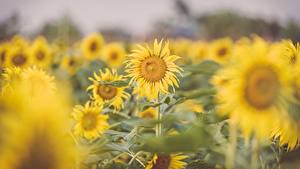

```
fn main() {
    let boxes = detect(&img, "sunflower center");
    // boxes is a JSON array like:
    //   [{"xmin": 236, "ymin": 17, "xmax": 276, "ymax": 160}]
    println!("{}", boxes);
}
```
[
  {"xmin": 140, "ymin": 57, "xmax": 167, "ymax": 82},
  {"xmin": 82, "ymin": 113, "xmax": 98, "ymax": 131},
  {"xmin": 110, "ymin": 52, "xmax": 118, "ymax": 60},
  {"xmin": 152, "ymin": 154, "xmax": 171, "ymax": 169},
  {"xmin": 69, "ymin": 59, "xmax": 75, "ymax": 66},
  {"xmin": 245, "ymin": 67, "xmax": 279, "ymax": 110},
  {"xmin": 36, "ymin": 50, "xmax": 45, "ymax": 60},
  {"xmin": 217, "ymin": 47, "xmax": 227, "ymax": 57},
  {"xmin": 16, "ymin": 132, "xmax": 57, "ymax": 169},
  {"xmin": 90, "ymin": 41, "xmax": 98, "ymax": 52},
  {"xmin": 12, "ymin": 54, "xmax": 26, "ymax": 66},
  {"xmin": 290, "ymin": 55, "xmax": 297, "ymax": 65},
  {"xmin": 97, "ymin": 85, "xmax": 117, "ymax": 100}
]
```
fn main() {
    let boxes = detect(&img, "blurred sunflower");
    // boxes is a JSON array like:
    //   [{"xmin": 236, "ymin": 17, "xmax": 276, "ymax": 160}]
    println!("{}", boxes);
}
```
[
  {"xmin": 10, "ymin": 35, "xmax": 29, "ymax": 49},
  {"xmin": 126, "ymin": 39, "xmax": 183, "ymax": 100},
  {"xmin": 101, "ymin": 42, "xmax": 126, "ymax": 68},
  {"xmin": 88, "ymin": 68, "xmax": 129, "ymax": 110},
  {"xmin": 216, "ymin": 42, "xmax": 293, "ymax": 139},
  {"xmin": 187, "ymin": 41, "xmax": 207, "ymax": 64},
  {"xmin": 175, "ymin": 99, "xmax": 204, "ymax": 113},
  {"xmin": 60, "ymin": 55, "xmax": 82, "ymax": 75},
  {"xmin": 5, "ymin": 46, "xmax": 31, "ymax": 68},
  {"xmin": 208, "ymin": 38, "xmax": 233, "ymax": 64},
  {"xmin": 170, "ymin": 38, "xmax": 192, "ymax": 65},
  {"xmin": 146, "ymin": 154, "xmax": 187, "ymax": 169},
  {"xmin": 0, "ymin": 85, "xmax": 77, "ymax": 169},
  {"xmin": 29, "ymin": 36, "xmax": 53, "ymax": 69},
  {"xmin": 72, "ymin": 102, "xmax": 109, "ymax": 139},
  {"xmin": 81, "ymin": 33, "xmax": 104, "ymax": 60},
  {"xmin": 138, "ymin": 107, "xmax": 158, "ymax": 119}
]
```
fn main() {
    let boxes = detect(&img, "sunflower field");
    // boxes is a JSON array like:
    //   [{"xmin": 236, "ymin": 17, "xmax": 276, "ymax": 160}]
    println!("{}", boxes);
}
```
[{"xmin": 1, "ymin": 32, "xmax": 300, "ymax": 169}]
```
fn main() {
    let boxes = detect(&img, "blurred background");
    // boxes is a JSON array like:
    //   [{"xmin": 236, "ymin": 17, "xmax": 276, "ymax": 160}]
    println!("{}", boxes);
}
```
[{"xmin": 1, "ymin": 0, "xmax": 300, "ymax": 42}]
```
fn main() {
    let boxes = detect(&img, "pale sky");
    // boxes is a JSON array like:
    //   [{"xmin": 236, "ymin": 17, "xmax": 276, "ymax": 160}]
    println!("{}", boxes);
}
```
[{"xmin": 0, "ymin": 0, "xmax": 299, "ymax": 35}]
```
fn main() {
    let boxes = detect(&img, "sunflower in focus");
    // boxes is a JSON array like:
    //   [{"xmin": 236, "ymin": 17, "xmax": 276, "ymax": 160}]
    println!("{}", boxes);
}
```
[
  {"xmin": 101, "ymin": 42, "xmax": 126, "ymax": 68},
  {"xmin": 146, "ymin": 154, "xmax": 187, "ymax": 169},
  {"xmin": 88, "ymin": 68, "xmax": 129, "ymax": 110},
  {"xmin": 208, "ymin": 38, "xmax": 233, "ymax": 64},
  {"xmin": 5, "ymin": 46, "xmax": 31, "ymax": 68},
  {"xmin": 81, "ymin": 33, "xmax": 104, "ymax": 60},
  {"xmin": 60, "ymin": 55, "xmax": 82, "ymax": 75},
  {"xmin": 72, "ymin": 102, "xmax": 109, "ymax": 139},
  {"xmin": 29, "ymin": 36, "xmax": 53, "ymax": 69},
  {"xmin": 126, "ymin": 39, "xmax": 183, "ymax": 100},
  {"xmin": 215, "ymin": 42, "xmax": 293, "ymax": 139},
  {"xmin": 138, "ymin": 107, "xmax": 158, "ymax": 119}
]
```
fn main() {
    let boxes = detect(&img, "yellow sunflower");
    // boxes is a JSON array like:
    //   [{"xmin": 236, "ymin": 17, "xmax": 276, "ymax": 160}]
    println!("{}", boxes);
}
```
[
  {"xmin": 72, "ymin": 102, "xmax": 109, "ymax": 139},
  {"xmin": 81, "ymin": 33, "xmax": 105, "ymax": 60},
  {"xmin": 10, "ymin": 35, "xmax": 29, "ymax": 49},
  {"xmin": 169, "ymin": 38, "xmax": 192, "ymax": 65},
  {"xmin": 87, "ymin": 68, "xmax": 129, "ymax": 110},
  {"xmin": 146, "ymin": 154, "xmax": 187, "ymax": 169},
  {"xmin": 5, "ymin": 46, "xmax": 31, "ymax": 68},
  {"xmin": 60, "ymin": 55, "xmax": 82, "ymax": 75},
  {"xmin": 0, "ymin": 83, "xmax": 77, "ymax": 169},
  {"xmin": 175, "ymin": 99, "xmax": 204, "ymax": 113},
  {"xmin": 187, "ymin": 41, "xmax": 207, "ymax": 64},
  {"xmin": 29, "ymin": 36, "xmax": 53, "ymax": 69},
  {"xmin": 126, "ymin": 39, "xmax": 183, "ymax": 100},
  {"xmin": 208, "ymin": 38, "xmax": 233, "ymax": 64},
  {"xmin": 138, "ymin": 107, "xmax": 158, "ymax": 119},
  {"xmin": 101, "ymin": 42, "xmax": 126, "ymax": 68},
  {"xmin": 215, "ymin": 41, "xmax": 293, "ymax": 139}
]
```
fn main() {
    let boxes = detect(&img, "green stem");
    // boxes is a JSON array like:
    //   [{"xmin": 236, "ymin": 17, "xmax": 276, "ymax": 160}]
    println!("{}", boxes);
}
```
[
  {"xmin": 251, "ymin": 137, "xmax": 259, "ymax": 169},
  {"xmin": 155, "ymin": 97, "xmax": 162, "ymax": 137},
  {"xmin": 226, "ymin": 122, "xmax": 237, "ymax": 169}
]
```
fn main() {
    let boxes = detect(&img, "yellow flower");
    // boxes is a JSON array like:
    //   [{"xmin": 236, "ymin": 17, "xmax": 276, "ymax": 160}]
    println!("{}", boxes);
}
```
[
  {"xmin": 72, "ymin": 102, "xmax": 109, "ymax": 139},
  {"xmin": 101, "ymin": 42, "xmax": 126, "ymax": 68},
  {"xmin": 215, "ymin": 41, "xmax": 293, "ymax": 139},
  {"xmin": 20, "ymin": 67, "xmax": 56, "ymax": 98},
  {"xmin": 87, "ymin": 68, "xmax": 129, "ymax": 110},
  {"xmin": 175, "ymin": 99, "xmax": 204, "ymax": 113},
  {"xmin": 126, "ymin": 39, "xmax": 183, "ymax": 100},
  {"xmin": 138, "ymin": 107, "xmax": 158, "ymax": 119},
  {"xmin": 29, "ymin": 36, "xmax": 53, "ymax": 69},
  {"xmin": 10, "ymin": 35, "xmax": 29, "ymax": 49},
  {"xmin": 170, "ymin": 38, "xmax": 192, "ymax": 65},
  {"xmin": 5, "ymin": 46, "xmax": 31, "ymax": 68},
  {"xmin": 80, "ymin": 33, "xmax": 105, "ymax": 60},
  {"xmin": 187, "ymin": 41, "xmax": 207, "ymax": 64},
  {"xmin": 146, "ymin": 154, "xmax": 187, "ymax": 169},
  {"xmin": 208, "ymin": 38, "xmax": 233, "ymax": 64},
  {"xmin": 60, "ymin": 55, "xmax": 82, "ymax": 75},
  {"xmin": 0, "ymin": 82, "xmax": 77, "ymax": 169}
]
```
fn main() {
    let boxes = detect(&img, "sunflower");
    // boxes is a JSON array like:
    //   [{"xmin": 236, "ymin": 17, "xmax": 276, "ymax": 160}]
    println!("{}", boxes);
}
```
[
  {"xmin": 146, "ymin": 154, "xmax": 187, "ymax": 169},
  {"xmin": 20, "ymin": 67, "xmax": 56, "ymax": 98},
  {"xmin": 29, "ymin": 36, "xmax": 53, "ymax": 69},
  {"xmin": 175, "ymin": 99, "xmax": 204, "ymax": 113},
  {"xmin": 88, "ymin": 68, "xmax": 129, "ymax": 110},
  {"xmin": 138, "ymin": 107, "xmax": 158, "ymax": 119},
  {"xmin": 208, "ymin": 38, "xmax": 233, "ymax": 64},
  {"xmin": 60, "ymin": 55, "xmax": 82, "ymax": 75},
  {"xmin": 170, "ymin": 38, "xmax": 192, "ymax": 65},
  {"xmin": 0, "ymin": 83, "xmax": 77, "ymax": 169},
  {"xmin": 72, "ymin": 102, "xmax": 109, "ymax": 139},
  {"xmin": 0, "ymin": 42, "xmax": 10, "ymax": 67},
  {"xmin": 81, "ymin": 33, "xmax": 105, "ymax": 60},
  {"xmin": 5, "ymin": 46, "xmax": 31, "ymax": 68},
  {"xmin": 187, "ymin": 41, "xmax": 207, "ymax": 64},
  {"xmin": 126, "ymin": 39, "xmax": 183, "ymax": 100},
  {"xmin": 101, "ymin": 42, "xmax": 126, "ymax": 68},
  {"xmin": 215, "ymin": 41, "xmax": 293, "ymax": 139},
  {"xmin": 10, "ymin": 35, "xmax": 29, "ymax": 49}
]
